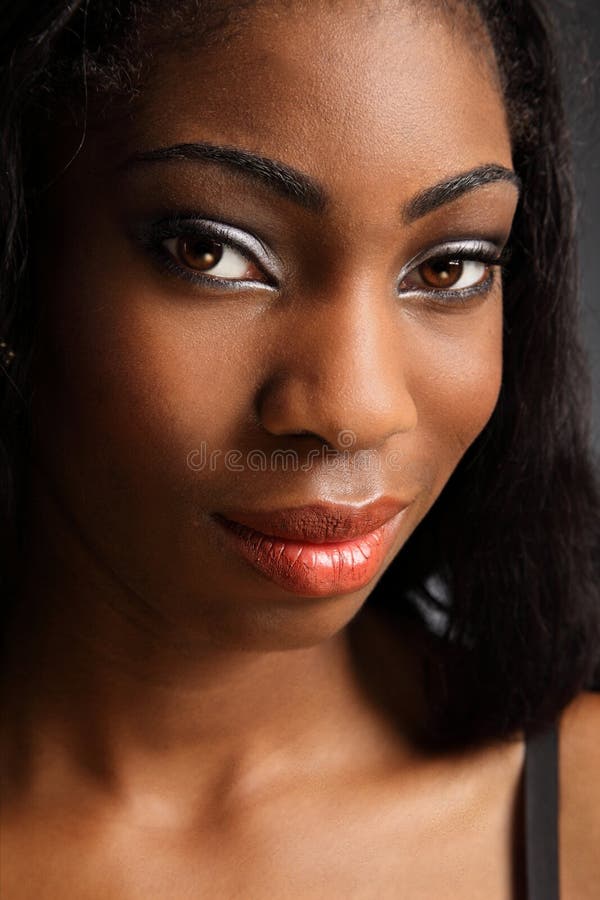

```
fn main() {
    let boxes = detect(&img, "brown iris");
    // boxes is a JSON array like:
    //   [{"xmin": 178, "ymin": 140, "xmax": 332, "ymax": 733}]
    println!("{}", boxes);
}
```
[
  {"xmin": 177, "ymin": 236, "xmax": 224, "ymax": 271},
  {"xmin": 419, "ymin": 257, "xmax": 464, "ymax": 288}
]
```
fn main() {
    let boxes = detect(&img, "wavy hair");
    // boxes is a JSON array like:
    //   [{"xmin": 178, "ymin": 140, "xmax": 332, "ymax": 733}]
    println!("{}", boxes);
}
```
[{"xmin": 1, "ymin": 0, "xmax": 599, "ymax": 748}]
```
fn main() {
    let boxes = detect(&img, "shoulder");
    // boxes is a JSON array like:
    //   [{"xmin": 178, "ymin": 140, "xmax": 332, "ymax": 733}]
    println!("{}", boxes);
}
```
[{"xmin": 558, "ymin": 690, "xmax": 600, "ymax": 900}]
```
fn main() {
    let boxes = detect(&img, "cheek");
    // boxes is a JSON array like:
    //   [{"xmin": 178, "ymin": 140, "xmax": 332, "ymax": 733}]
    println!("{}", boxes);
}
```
[
  {"xmin": 30, "ymin": 261, "xmax": 275, "ymax": 614},
  {"xmin": 408, "ymin": 302, "xmax": 503, "ymax": 489},
  {"xmin": 30, "ymin": 232, "xmax": 272, "ymax": 566}
]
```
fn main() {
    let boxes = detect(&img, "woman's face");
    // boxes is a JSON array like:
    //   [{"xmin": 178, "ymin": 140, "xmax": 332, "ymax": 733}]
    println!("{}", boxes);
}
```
[{"xmin": 31, "ymin": 0, "xmax": 518, "ymax": 649}]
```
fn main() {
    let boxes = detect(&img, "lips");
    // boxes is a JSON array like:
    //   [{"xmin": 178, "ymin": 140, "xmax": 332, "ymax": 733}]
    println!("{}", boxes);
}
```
[
  {"xmin": 213, "ymin": 496, "xmax": 408, "ymax": 543},
  {"xmin": 211, "ymin": 497, "xmax": 409, "ymax": 597}
]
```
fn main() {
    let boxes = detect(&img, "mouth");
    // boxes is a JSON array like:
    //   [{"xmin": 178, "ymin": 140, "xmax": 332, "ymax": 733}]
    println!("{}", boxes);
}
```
[{"xmin": 211, "ymin": 497, "xmax": 410, "ymax": 597}]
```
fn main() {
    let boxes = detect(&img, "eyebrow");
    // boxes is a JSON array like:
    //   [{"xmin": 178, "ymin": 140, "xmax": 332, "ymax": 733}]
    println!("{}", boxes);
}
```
[
  {"xmin": 121, "ymin": 142, "xmax": 521, "ymax": 220},
  {"xmin": 120, "ymin": 141, "xmax": 327, "ymax": 213},
  {"xmin": 403, "ymin": 163, "xmax": 521, "ymax": 222}
]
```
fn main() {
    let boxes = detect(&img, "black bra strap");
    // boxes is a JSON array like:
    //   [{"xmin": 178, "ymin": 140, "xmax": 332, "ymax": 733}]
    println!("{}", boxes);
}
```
[{"xmin": 524, "ymin": 720, "xmax": 560, "ymax": 900}]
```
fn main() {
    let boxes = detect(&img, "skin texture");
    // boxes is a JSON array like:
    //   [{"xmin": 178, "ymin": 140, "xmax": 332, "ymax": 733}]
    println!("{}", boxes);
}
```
[{"xmin": 1, "ymin": 1, "xmax": 598, "ymax": 898}]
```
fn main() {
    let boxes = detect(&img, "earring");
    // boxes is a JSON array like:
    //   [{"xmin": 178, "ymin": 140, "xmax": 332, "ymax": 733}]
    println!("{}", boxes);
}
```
[{"xmin": 0, "ymin": 338, "xmax": 16, "ymax": 368}]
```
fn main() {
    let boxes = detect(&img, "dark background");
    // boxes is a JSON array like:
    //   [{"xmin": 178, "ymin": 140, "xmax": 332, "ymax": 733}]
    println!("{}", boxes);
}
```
[{"xmin": 554, "ymin": 0, "xmax": 600, "ymax": 450}]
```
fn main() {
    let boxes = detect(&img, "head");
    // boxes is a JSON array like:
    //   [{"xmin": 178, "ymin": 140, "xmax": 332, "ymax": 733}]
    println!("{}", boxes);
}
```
[{"xmin": 1, "ymin": 0, "xmax": 599, "ymax": 746}]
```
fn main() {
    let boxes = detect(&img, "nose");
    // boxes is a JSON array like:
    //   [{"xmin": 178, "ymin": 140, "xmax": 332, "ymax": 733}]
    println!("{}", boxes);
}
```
[{"xmin": 256, "ymin": 279, "xmax": 418, "ymax": 453}]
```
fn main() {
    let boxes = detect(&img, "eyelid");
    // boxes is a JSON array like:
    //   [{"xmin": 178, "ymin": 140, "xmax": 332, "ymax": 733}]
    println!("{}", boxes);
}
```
[
  {"xmin": 135, "ymin": 217, "xmax": 508, "ymax": 298},
  {"xmin": 136, "ymin": 215, "xmax": 283, "ymax": 286},
  {"xmin": 395, "ymin": 239, "xmax": 510, "ymax": 304},
  {"xmin": 398, "ymin": 239, "xmax": 506, "ymax": 284}
]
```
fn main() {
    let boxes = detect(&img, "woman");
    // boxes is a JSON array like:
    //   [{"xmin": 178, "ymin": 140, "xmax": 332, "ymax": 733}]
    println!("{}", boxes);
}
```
[{"xmin": 1, "ymin": 0, "xmax": 599, "ymax": 896}]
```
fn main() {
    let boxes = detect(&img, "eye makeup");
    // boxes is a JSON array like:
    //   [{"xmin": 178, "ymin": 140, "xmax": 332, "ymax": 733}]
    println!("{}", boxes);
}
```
[
  {"xmin": 131, "ymin": 210, "xmax": 511, "ymax": 304},
  {"xmin": 132, "ymin": 214, "xmax": 281, "ymax": 290},
  {"xmin": 397, "ymin": 239, "xmax": 511, "ymax": 304}
]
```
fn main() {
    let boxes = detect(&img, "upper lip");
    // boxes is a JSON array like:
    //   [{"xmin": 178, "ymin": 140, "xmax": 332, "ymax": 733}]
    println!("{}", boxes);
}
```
[{"xmin": 213, "ymin": 496, "xmax": 409, "ymax": 543}]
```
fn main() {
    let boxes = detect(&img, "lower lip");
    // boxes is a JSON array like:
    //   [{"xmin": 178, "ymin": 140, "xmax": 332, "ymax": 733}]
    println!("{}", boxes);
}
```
[{"xmin": 212, "ymin": 510, "xmax": 407, "ymax": 598}]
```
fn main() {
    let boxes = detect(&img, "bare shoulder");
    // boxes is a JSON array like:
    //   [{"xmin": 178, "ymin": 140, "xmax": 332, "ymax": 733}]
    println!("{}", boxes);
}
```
[{"xmin": 558, "ymin": 690, "xmax": 600, "ymax": 900}]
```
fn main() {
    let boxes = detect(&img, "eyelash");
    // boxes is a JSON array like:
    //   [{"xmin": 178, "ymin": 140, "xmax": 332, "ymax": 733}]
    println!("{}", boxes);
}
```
[
  {"xmin": 136, "ymin": 215, "xmax": 509, "ymax": 303},
  {"xmin": 398, "ymin": 241, "xmax": 510, "ymax": 303},
  {"xmin": 136, "ymin": 215, "xmax": 279, "ymax": 290}
]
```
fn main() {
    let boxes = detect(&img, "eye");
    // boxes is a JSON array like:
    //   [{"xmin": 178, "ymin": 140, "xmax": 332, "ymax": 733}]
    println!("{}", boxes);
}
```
[
  {"xmin": 401, "ymin": 257, "xmax": 489, "ymax": 292},
  {"xmin": 135, "ymin": 216, "xmax": 279, "ymax": 289},
  {"xmin": 163, "ymin": 233, "xmax": 265, "ymax": 282},
  {"xmin": 397, "ymin": 241, "xmax": 508, "ymax": 300}
]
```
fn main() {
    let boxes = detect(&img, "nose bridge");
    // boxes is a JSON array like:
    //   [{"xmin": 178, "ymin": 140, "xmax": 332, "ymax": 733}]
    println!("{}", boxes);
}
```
[{"xmin": 257, "ymin": 279, "xmax": 418, "ymax": 451}]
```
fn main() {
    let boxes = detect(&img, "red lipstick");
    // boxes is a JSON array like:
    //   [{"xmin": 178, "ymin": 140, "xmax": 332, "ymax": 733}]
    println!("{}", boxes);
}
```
[{"xmin": 212, "ymin": 497, "xmax": 409, "ymax": 597}]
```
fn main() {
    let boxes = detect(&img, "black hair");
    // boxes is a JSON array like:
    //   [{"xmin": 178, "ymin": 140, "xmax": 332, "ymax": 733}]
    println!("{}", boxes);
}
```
[{"xmin": 1, "ymin": 0, "xmax": 599, "ymax": 749}]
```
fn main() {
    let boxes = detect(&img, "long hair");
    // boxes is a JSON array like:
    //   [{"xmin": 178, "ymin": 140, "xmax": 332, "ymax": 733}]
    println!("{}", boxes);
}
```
[{"xmin": 1, "ymin": 0, "xmax": 599, "ymax": 748}]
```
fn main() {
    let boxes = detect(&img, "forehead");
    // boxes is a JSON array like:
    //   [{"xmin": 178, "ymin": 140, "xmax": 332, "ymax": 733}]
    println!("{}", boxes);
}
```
[{"xmin": 88, "ymin": 1, "xmax": 511, "ymax": 206}]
